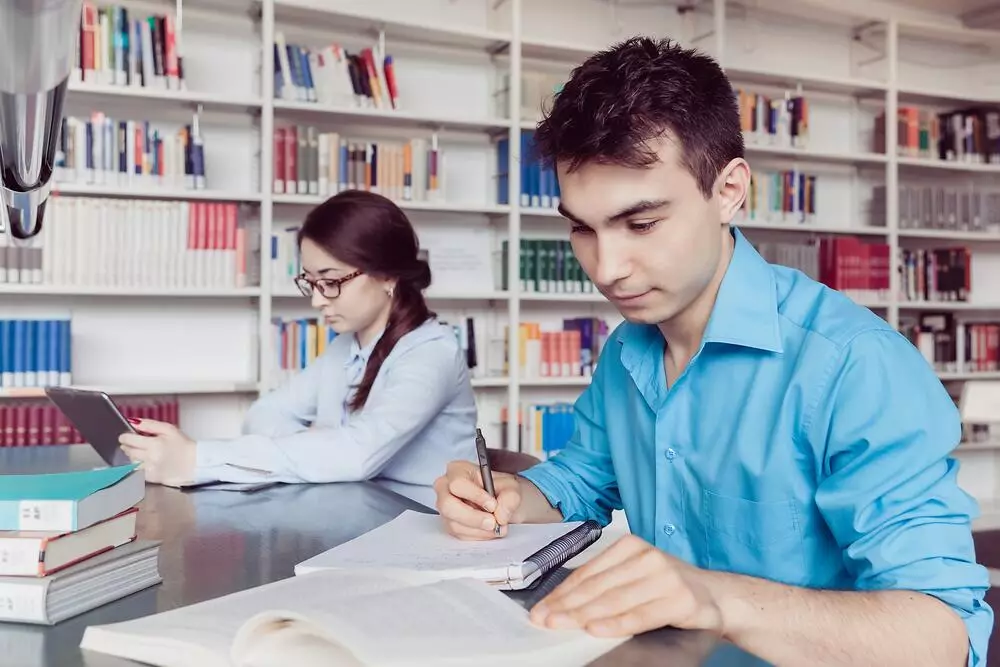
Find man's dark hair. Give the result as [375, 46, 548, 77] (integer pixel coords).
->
[533, 36, 744, 199]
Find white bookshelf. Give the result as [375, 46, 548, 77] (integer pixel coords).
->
[7, 0, 1000, 500]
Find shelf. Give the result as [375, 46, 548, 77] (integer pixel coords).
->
[897, 84, 1000, 108]
[958, 441, 1000, 452]
[938, 371, 1000, 381]
[738, 221, 888, 236]
[898, 228, 1000, 243]
[272, 1, 511, 52]
[723, 65, 887, 97]
[0, 285, 261, 297]
[67, 82, 263, 112]
[897, 157, 1000, 173]
[0, 381, 259, 399]
[744, 144, 887, 165]
[521, 376, 591, 387]
[520, 292, 606, 303]
[55, 183, 262, 203]
[522, 207, 562, 218]
[899, 301, 1000, 312]
[272, 289, 509, 301]
[272, 193, 509, 215]
[471, 377, 509, 388]
[272, 99, 510, 133]
[521, 37, 605, 63]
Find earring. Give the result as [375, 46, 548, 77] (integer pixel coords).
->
[387, 286, 395, 298]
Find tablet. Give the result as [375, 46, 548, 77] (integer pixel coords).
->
[44, 387, 135, 467]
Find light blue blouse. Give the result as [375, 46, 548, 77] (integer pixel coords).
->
[194, 318, 479, 486]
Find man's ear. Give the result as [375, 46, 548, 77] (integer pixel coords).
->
[715, 158, 751, 225]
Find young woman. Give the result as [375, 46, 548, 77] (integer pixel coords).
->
[119, 190, 479, 487]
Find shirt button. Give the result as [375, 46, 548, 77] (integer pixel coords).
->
[663, 523, 676, 536]
[665, 448, 676, 460]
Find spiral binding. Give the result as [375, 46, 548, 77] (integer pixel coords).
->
[524, 520, 602, 575]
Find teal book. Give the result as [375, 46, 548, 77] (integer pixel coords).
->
[0, 464, 145, 532]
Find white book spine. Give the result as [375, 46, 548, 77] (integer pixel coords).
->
[0, 578, 46, 623]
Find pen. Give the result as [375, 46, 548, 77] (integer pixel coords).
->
[474, 427, 502, 536]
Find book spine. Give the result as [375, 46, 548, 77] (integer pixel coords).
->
[0, 498, 79, 532]
[0, 536, 45, 576]
[0, 579, 46, 623]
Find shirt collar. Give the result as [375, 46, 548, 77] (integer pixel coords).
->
[701, 226, 783, 353]
[345, 329, 384, 368]
[616, 226, 783, 365]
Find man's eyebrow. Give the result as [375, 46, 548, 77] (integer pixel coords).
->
[607, 199, 671, 222]
[557, 203, 588, 226]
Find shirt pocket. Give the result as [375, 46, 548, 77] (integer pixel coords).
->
[697, 489, 809, 585]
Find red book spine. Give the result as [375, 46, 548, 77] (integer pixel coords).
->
[274, 128, 286, 194]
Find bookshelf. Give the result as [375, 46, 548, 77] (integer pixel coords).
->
[6, 0, 1000, 501]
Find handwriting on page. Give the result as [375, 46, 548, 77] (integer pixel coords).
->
[300, 511, 583, 574]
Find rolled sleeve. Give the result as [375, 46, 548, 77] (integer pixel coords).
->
[809, 329, 993, 666]
[520, 356, 622, 526]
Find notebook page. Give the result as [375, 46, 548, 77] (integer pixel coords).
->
[295, 510, 584, 579]
[237, 575, 627, 667]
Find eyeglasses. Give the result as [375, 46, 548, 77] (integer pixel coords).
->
[294, 270, 363, 299]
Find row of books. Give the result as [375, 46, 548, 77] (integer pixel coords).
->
[272, 127, 443, 202]
[13, 198, 259, 290]
[274, 35, 397, 110]
[873, 184, 1000, 233]
[739, 168, 818, 224]
[0, 319, 73, 389]
[0, 465, 158, 625]
[55, 111, 206, 190]
[899, 247, 971, 303]
[501, 239, 597, 294]
[874, 106, 1000, 164]
[269, 318, 340, 387]
[0, 396, 178, 447]
[75, 2, 182, 91]
[496, 131, 561, 209]
[496, 403, 576, 460]
[736, 88, 809, 149]
[515, 319, 609, 379]
[269, 315, 489, 387]
[902, 313, 1000, 373]
[753, 237, 892, 303]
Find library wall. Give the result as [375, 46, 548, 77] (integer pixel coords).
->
[4, 0, 1000, 511]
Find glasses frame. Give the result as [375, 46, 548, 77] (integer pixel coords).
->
[294, 269, 363, 299]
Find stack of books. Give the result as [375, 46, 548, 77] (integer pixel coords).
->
[0, 463, 161, 625]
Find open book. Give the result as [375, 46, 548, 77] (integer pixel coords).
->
[294, 510, 603, 590]
[80, 569, 629, 667]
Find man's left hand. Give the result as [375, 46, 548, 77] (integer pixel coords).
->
[529, 534, 725, 638]
[119, 418, 197, 487]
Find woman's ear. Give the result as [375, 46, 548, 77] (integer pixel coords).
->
[383, 278, 398, 299]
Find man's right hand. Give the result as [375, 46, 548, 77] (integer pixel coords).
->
[433, 460, 523, 540]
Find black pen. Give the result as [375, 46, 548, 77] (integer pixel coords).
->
[474, 427, 502, 536]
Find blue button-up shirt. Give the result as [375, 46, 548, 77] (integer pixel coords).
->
[520, 227, 992, 665]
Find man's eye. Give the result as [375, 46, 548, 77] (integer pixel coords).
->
[629, 220, 659, 232]
[570, 224, 592, 234]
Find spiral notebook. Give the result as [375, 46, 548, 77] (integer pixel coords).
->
[294, 510, 603, 590]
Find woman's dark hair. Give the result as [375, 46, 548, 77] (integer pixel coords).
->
[297, 190, 434, 412]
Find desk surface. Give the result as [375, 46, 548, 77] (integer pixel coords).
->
[0, 445, 771, 667]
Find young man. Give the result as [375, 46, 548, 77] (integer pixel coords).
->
[433, 37, 992, 666]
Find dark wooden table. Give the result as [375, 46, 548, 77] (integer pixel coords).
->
[0, 444, 771, 666]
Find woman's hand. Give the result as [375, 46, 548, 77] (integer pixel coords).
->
[119, 418, 197, 487]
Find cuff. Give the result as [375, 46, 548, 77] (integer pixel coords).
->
[519, 462, 586, 523]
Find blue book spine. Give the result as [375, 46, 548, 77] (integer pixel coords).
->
[24, 319, 37, 387]
[45, 318, 59, 386]
[339, 141, 349, 192]
[59, 319, 72, 386]
[12, 319, 26, 387]
[299, 318, 308, 369]
[0, 319, 11, 387]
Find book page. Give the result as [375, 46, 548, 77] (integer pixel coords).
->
[295, 510, 584, 579]
[236, 573, 627, 667]
[82, 570, 626, 667]
[80, 570, 425, 666]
